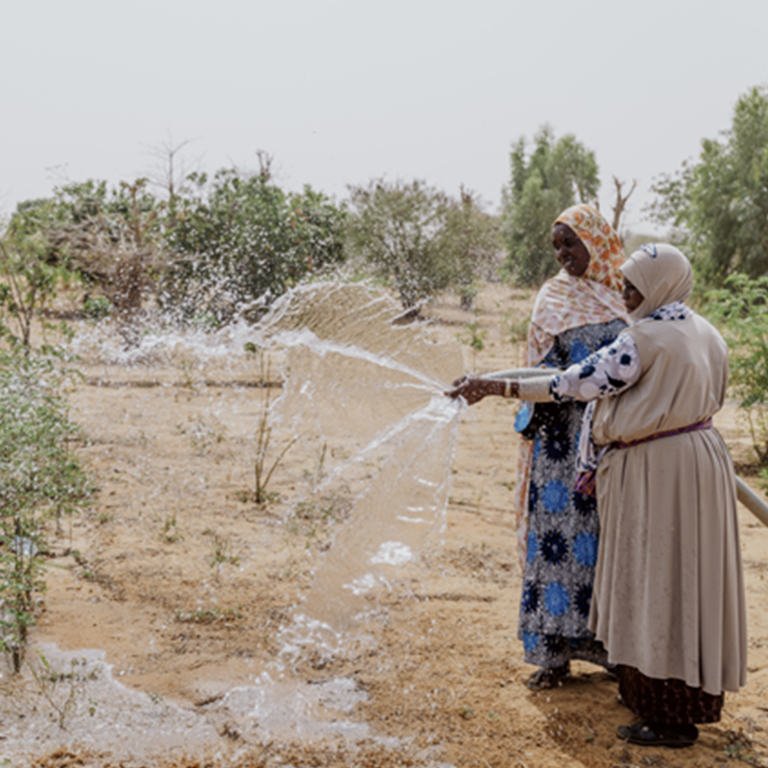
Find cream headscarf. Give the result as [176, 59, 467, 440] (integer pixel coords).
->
[621, 243, 693, 320]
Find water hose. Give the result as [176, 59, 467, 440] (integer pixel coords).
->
[735, 477, 768, 527]
[483, 368, 768, 528]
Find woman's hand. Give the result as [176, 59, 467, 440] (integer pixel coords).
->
[445, 375, 520, 405]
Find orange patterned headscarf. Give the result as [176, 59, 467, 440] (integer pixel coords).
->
[555, 204, 626, 293]
[526, 204, 628, 366]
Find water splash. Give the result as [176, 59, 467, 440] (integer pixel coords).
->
[62, 280, 466, 742]
[254, 282, 464, 654]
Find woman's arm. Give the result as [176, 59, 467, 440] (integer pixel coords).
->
[445, 332, 641, 406]
[550, 332, 641, 402]
[445, 375, 520, 405]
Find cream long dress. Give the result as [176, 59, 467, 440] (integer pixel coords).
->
[589, 313, 748, 696]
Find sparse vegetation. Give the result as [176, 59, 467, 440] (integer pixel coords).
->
[705, 274, 768, 464]
[160, 513, 183, 543]
[204, 531, 240, 580]
[176, 413, 227, 455]
[26, 650, 101, 728]
[175, 605, 242, 624]
[251, 356, 296, 505]
[0, 348, 92, 671]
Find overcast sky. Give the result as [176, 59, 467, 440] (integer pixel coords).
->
[1, 0, 766, 232]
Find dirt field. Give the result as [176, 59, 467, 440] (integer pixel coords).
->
[2, 283, 767, 768]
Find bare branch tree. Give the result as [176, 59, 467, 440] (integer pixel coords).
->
[142, 133, 200, 203]
[611, 176, 638, 235]
[255, 149, 274, 183]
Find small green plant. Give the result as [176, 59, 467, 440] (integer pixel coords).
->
[724, 742, 757, 763]
[26, 650, 100, 728]
[457, 321, 487, 352]
[83, 295, 111, 321]
[176, 604, 242, 624]
[293, 500, 337, 522]
[205, 532, 239, 580]
[178, 357, 200, 394]
[252, 355, 296, 504]
[160, 513, 183, 543]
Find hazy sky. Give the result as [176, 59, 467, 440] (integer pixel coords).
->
[2, 0, 766, 232]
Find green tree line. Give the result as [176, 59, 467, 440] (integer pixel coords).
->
[1, 162, 505, 339]
[3, 82, 768, 336]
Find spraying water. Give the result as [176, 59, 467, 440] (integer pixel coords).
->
[193, 282, 466, 739]
[256, 283, 464, 649]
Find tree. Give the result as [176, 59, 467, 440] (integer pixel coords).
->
[439, 187, 503, 309]
[48, 179, 170, 347]
[0, 200, 63, 351]
[647, 85, 768, 283]
[346, 179, 455, 309]
[346, 179, 503, 311]
[163, 167, 346, 324]
[610, 176, 637, 235]
[501, 126, 600, 285]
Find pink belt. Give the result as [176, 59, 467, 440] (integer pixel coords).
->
[574, 417, 713, 498]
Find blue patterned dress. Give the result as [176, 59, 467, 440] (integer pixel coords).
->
[516, 318, 626, 669]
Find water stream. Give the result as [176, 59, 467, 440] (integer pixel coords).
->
[258, 283, 464, 647]
[207, 282, 464, 737]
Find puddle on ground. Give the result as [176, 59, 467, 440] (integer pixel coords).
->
[0, 643, 373, 760]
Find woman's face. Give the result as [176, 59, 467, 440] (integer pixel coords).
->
[622, 277, 644, 312]
[552, 223, 590, 278]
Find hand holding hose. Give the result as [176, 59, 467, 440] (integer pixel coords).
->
[445, 375, 520, 406]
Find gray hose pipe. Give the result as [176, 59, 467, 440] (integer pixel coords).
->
[484, 368, 561, 380]
[484, 367, 768, 528]
[735, 477, 768, 528]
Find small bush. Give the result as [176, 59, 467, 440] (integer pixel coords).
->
[0, 347, 93, 671]
[705, 274, 768, 463]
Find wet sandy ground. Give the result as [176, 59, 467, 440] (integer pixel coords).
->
[2, 284, 767, 768]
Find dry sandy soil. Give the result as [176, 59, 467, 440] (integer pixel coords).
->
[1, 283, 767, 768]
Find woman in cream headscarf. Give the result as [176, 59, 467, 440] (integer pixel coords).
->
[450, 243, 747, 747]
[451, 204, 628, 689]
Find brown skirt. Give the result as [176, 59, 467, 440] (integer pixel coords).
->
[616, 665, 724, 725]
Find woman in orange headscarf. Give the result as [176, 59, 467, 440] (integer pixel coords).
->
[449, 204, 627, 688]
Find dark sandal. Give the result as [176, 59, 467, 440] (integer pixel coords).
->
[617, 722, 698, 748]
[526, 663, 570, 690]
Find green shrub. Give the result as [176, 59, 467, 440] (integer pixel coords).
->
[705, 274, 768, 463]
[164, 170, 347, 323]
[0, 348, 93, 671]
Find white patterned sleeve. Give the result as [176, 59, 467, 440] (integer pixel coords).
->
[549, 333, 641, 402]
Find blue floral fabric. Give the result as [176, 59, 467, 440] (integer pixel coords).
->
[517, 318, 626, 669]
